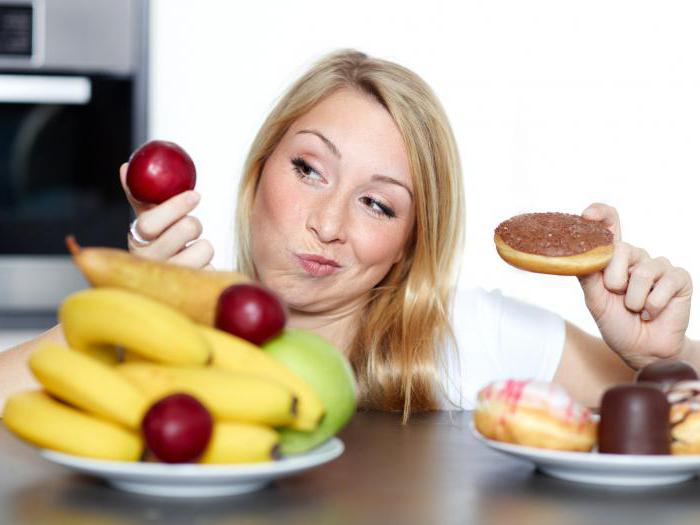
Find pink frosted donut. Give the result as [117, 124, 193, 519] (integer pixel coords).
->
[474, 379, 596, 452]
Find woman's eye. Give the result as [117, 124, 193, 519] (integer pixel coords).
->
[360, 196, 396, 219]
[291, 157, 395, 219]
[291, 157, 323, 182]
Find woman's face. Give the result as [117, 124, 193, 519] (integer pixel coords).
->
[250, 89, 415, 313]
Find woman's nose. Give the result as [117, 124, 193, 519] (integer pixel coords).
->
[306, 195, 348, 244]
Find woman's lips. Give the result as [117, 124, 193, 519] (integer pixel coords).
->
[295, 254, 341, 277]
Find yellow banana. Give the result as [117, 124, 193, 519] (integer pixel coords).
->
[200, 422, 280, 464]
[60, 288, 210, 365]
[117, 363, 297, 427]
[115, 363, 173, 400]
[78, 344, 121, 366]
[29, 342, 148, 429]
[3, 391, 142, 461]
[122, 350, 150, 363]
[201, 325, 324, 431]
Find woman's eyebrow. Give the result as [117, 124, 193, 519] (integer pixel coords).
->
[372, 174, 413, 201]
[296, 129, 341, 158]
[297, 128, 413, 201]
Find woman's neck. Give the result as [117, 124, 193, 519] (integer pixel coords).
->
[286, 300, 363, 354]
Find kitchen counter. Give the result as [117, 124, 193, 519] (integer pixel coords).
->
[1, 411, 699, 525]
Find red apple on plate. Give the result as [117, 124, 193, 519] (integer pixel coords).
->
[126, 140, 196, 204]
[142, 393, 213, 463]
[215, 284, 287, 346]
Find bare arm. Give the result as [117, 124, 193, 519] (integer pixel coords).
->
[553, 321, 635, 408]
[0, 324, 66, 412]
[554, 321, 700, 409]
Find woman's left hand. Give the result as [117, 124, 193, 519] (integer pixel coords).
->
[578, 203, 693, 369]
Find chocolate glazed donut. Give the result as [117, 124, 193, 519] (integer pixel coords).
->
[494, 213, 614, 276]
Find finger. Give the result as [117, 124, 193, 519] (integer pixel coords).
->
[139, 216, 203, 260]
[581, 202, 622, 242]
[127, 229, 154, 256]
[624, 256, 672, 313]
[603, 242, 649, 294]
[134, 190, 201, 242]
[168, 239, 215, 269]
[577, 269, 608, 319]
[642, 267, 693, 321]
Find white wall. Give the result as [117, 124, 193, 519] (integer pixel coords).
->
[149, 0, 700, 338]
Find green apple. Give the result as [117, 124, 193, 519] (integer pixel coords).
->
[262, 328, 357, 454]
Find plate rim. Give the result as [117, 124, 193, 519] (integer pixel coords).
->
[39, 437, 345, 478]
[468, 420, 700, 467]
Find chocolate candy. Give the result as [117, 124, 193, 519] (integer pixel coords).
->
[598, 384, 670, 454]
[635, 360, 698, 390]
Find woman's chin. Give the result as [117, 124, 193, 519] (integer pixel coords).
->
[280, 291, 345, 314]
[258, 271, 353, 313]
[281, 295, 327, 313]
[260, 276, 313, 308]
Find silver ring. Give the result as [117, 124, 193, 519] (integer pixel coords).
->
[129, 219, 150, 246]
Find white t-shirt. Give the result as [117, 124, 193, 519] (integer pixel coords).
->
[440, 287, 566, 409]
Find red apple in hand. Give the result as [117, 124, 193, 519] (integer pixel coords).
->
[126, 140, 196, 204]
[142, 393, 213, 463]
[215, 284, 287, 346]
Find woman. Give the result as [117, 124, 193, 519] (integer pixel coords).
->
[2, 50, 696, 416]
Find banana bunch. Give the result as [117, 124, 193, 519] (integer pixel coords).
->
[4, 286, 326, 464]
[200, 325, 325, 431]
[117, 363, 298, 427]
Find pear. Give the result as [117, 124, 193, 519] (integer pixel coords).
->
[66, 237, 249, 325]
[263, 328, 357, 454]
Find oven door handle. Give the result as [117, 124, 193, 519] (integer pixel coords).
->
[0, 75, 91, 104]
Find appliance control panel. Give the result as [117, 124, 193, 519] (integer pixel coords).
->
[0, 5, 32, 57]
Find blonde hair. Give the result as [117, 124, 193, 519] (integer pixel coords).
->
[236, 50, 465, 418]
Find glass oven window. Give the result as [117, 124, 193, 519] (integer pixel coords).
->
[0, 76, 132, 254]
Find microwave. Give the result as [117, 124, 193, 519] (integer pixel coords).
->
[0, 0, 148, 324]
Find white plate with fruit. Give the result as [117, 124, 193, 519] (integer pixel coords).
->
[40, 438, 344, 497]
[4, 245, 358, 498]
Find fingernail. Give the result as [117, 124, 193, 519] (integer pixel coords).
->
[641, 310, 651, 321]
[186, 191, 200, 205]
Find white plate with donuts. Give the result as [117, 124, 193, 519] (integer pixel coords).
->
[471, 378, 700, 487]
[470, 422, 700, 486]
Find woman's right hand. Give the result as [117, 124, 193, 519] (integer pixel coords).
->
[119, 163, 215, 269]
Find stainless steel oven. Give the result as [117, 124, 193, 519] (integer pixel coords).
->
[0, 0, 147, 326]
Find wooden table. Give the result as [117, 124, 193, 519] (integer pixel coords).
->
[1, 411, 699, 525]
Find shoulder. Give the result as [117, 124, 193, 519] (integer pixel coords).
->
[451, 286, 563, 335]
[441, 287, 566, 410]
[449, 286, 507, 335]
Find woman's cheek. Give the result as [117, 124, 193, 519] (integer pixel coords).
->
[256, 171, 302, 231]
[351, 221, 405, 267]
